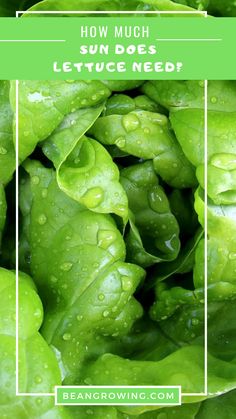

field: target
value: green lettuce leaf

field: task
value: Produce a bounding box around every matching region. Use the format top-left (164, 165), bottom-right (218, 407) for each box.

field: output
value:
top-left (0, 185), bottom-right (6, 250)
top-left (120, 161), bottom-right (180, 267)
top-left (42, 104), bottom-right (128, 220)
top-left (80, 345), bottom-right (236, 410)
top-left (0, 267), bottom-right (70, 418)
top-left (89, 110), bottom-right (197, 188)
top-left (196, 389), bottom-right (236, 418)
top-left (194, 187), bottom-right (236, 288)
top-left (19, 161), bottom-right (145, 384)
top-left (24, 0), bottom-right (201, 16)
top-left (142, 80), bottom-right (236, 204)
top-left (12, 80), bottom-right (111, 163)
top-left (0, 81), bottom-right (15, 185)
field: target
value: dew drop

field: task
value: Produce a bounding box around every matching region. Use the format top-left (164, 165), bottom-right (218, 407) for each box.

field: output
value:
top-left (115, 136), bottom-right (126, 149)
top-left (93, 262), bottom-right (99, 268)
top-left (82, 187), bottom-right (104, 208)
top-left (36, 398), bottom-right (42, 405)
top-left (121, 276), bottom-right (132, 291)
top-left (211, 153), bottom-right (236, 171)
top-left (122, 113), bottom-right (140, 133)
top-left (112, 306), bottom-right (118, 313)
top-left (98, 229), bottom-right (116, 249)
top-left (41, 188), bottom-right (48, 198)
top-left (0, 147), bottom-right (7, 155)
top-left (102, 310), bottom-right (109, 318)
top-left (60, 262), bottom-right (73, 272)
top-left (34, 375), bottom-right (42, 384)
top-left (115, 205), bottom-right (127, 217)
top-left (34, 308), bottom-right (41, 318)
top-left (148, 187), bottom-right (168, 213)
top-left (62, 333), bottom-right (71, 341)
top-left (210, 96), bottom-right (218, 104)
top-left (50, 275), bottom-right (58, 283)
top-left (98, 293), bottom-right (105, 301)
top-left (37, 214), bottom-right (47, 225)
top-left (157, 412), bottom-right (168, 419)
top-left (31, 176), bottom-right (40, 185)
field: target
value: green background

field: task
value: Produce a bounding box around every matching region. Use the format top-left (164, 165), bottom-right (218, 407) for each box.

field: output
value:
top-left (0, 17), bottom-right (235, 79)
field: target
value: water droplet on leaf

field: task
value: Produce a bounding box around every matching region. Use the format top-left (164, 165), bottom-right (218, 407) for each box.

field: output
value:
top-left (82, 187), bottom-right (104, 208)
top-left (121, 276), bottom-right (132, 291)
top-left (0, 147), bottom-right (7, 155)
top-left (37, 214), bottom-right (47, 225)
top-left (31, 176), bottom-right (40, 185)
top-left (98, 229), bottom-right (116, 249)
top-left (115, 136), bottom-right (126, 149)
top-left (122, 113), bottom-right (140, 132)
top-left (62, 333), bottom-right (71, 341)
top-left (60, 262), bottom-right (73, 272)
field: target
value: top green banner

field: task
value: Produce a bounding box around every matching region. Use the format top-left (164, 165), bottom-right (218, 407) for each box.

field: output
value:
top-left (0, 17), bottom-right (236, 79)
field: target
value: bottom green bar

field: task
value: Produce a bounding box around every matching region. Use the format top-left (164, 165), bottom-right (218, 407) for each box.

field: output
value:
top-left (55, 386), bottom-right (181, 406)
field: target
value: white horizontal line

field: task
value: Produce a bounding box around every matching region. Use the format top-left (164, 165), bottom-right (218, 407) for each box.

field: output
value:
top-left (56, 403), bottom-right (181, 406)
top-left (182, 392), bottom-right (208, 396)
top-left (16, 10), bottom-right (207, 15)
top-left (0, 39), bottom-right (65, 42)
top-left (16, 392), bottom-right (55, 396)
top-left (55, 385), bottom-right (181, 390)
top-left (156, 38), bottom-right (222, 41)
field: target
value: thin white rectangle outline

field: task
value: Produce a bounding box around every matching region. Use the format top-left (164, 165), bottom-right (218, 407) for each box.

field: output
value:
top-left (16, 10), bottom-right (208, 17)
top-left (54, 385), bottom-right (181, 406)
top-left (155, 38), bottom-right (221, 41)
top-left (15, 9), bottom-right (208, 401)
top-left (0, 39), bottom-right (65, 42)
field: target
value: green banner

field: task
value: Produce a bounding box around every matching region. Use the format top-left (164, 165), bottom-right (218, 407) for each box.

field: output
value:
top-left (0, 17), bottom-right (235, 79)
top-left (55, 386), bottom-right (181, 405)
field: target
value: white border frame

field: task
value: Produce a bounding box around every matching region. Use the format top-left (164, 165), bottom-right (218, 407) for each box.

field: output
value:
top-left (15, 9), bottom-right (208, 402)
top-left (16, 10), bottom-right (208, 17)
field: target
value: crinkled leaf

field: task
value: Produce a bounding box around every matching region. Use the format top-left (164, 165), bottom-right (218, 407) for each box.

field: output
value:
top-left (24, 0), bottom-right (198, 16)
top-left (0, 267), bottom-right (70, 418)
top-left (196, 389), bottom-right (236, 418)
top-left (20, 161), bottom-right (145, 384)
top-left (43, 104), bottom-right (128, 220)
top-left (169, 189), bottom-right (199, 238)
top-left (174, 0), bottom-right (236, 16)
top-left (194, 187), bottom-right (236, 288)
top-left (80, 345), bottom-right (236, 411)
top-left (0, 81), bottom-right (15, 185)
top-left (143, 81), bottom-right (236, 204)
top-left (90, 110), bottom-right (196, 188)
top-left (11, 80), bottom-right (111, 162)
top-left (0, 185), bottom-right (6, 250)
top-left (118, 402), bottom-right (201, 418)
top-left (145, 228), bottom-right (203, 290)
top-left (120, 161), bottom-right (180, 267)
top-left (104, 94), bottom-right (164, 116)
